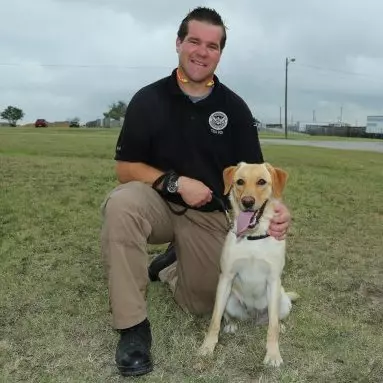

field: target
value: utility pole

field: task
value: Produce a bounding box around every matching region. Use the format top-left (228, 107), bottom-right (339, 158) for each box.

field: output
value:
top-left (284, 57), bottom-right (295, 139)
top-left (284, 58), bottom-right (288, 139)
top-left (313, 110), bottom-right (316, 122)
top-left (279, 106), bottom-right (282, 126)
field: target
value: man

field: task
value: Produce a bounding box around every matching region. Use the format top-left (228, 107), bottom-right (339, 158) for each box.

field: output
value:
top-left (101, 7), bottom-right (291, 377)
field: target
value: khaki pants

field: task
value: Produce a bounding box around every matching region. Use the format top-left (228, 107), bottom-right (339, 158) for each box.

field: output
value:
top-left (101, 181), bottom-right (229, 329)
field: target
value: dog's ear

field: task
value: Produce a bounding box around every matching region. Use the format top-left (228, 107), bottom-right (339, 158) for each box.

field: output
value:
top-left (223, 166), bottom-right (237, 195)
top-left (265, 163), bottom-right (288, 199)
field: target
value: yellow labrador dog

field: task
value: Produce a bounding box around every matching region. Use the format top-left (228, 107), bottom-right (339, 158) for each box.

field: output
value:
top-left (199, 162), bottom-right (298, 367)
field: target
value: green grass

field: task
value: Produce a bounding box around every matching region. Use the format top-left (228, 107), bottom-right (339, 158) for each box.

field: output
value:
top-left (1, 128), bottom-right (382, 382)
top-left (3, 125), bottom-right (381, 142)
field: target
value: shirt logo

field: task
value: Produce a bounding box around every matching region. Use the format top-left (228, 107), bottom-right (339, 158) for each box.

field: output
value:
top-left (209, 111), bottom-right (228, 134)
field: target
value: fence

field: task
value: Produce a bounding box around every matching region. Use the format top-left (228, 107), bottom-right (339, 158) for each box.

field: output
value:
top-left (257, 123), bottom-right (380, 139)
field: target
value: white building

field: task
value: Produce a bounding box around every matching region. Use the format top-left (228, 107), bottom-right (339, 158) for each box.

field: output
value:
top-left (366, 116), bottom-right (383, 134)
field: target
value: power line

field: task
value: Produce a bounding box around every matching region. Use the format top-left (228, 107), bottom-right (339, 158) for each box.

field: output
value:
top-left (295, 62), bottom-right (382, 80)
top-left (1, 60), bottom-right (383, 82)
top-left (0, 62), bottom-right (171, 69)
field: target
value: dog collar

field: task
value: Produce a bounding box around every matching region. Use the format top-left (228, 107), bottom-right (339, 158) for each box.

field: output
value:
top-left (246, 234), bottom-right (270, 241)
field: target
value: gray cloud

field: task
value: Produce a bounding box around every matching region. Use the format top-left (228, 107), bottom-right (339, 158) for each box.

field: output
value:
top-left (1, 0), bottom-right (382, 125)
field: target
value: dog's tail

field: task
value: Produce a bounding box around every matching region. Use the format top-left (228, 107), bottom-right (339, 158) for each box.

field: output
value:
top-left (286, 291), bottom-right (300, 302)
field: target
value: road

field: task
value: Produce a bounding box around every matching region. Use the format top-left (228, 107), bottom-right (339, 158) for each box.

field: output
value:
top-left (260, 139), bottom-right (383, 153)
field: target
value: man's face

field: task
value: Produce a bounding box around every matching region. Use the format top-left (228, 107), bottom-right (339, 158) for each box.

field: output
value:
top-left (176, 20), bottom-right (223, 84)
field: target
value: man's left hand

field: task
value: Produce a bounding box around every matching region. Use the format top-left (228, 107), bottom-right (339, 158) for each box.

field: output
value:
top-left (268, 202), bottom-right (291, 241)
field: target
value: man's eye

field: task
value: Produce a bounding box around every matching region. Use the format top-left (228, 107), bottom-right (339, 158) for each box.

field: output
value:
top-left (257, 179), bottom-right (266, 185)
top-left (236, 179), bottom-right (245, 186)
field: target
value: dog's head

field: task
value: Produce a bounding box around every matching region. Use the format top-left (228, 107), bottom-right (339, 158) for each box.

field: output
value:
top-left (223, 162), bottom-right (288, 213)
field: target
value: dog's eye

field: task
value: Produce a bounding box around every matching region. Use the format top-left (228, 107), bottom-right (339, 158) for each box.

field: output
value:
top-left (236, 179), bottom-right (245, 186)
top-left (257, 179), bottom-right (266, 185)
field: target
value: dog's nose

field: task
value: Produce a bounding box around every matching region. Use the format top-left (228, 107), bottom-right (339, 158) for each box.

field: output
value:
top-left (241, 196), bottom-right (255, 209)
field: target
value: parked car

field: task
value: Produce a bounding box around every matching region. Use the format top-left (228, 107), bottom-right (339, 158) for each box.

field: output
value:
top-left (69, 120), bottom-right (80, 127)
top-left (35, 119), bottom-right (48, 128)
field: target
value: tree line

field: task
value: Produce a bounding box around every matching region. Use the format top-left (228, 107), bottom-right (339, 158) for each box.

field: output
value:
top-left (1, 101), bottom-right (128, 127)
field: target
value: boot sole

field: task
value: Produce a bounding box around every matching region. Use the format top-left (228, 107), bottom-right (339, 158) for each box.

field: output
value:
top-left (117, 362), bottom-right (153, 377)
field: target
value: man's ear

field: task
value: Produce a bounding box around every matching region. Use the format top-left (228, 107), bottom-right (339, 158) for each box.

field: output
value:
top-left (223, 166), bottom-right (237, 195)
top-left (265, 163), bottom-right (288, 199)
top-left (176, 37), bottom-right (181, 53)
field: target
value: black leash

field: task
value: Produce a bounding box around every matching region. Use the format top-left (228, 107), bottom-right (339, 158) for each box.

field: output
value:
top-left (211, 194), bottom-right (232, 228)
top-left (247, 199), bottom-right (269, 229)
top-left (152, 172), bottom-right (230, 220)
top-left (152, 173), bottom-right (270, 238)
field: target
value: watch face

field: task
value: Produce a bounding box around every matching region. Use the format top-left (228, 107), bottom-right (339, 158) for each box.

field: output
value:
top-left (167, 179), bottom-right (178, 193)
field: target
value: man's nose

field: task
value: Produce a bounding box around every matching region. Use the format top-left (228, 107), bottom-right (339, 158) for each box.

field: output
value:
top-left (196, 45), bottom-right (208, 57)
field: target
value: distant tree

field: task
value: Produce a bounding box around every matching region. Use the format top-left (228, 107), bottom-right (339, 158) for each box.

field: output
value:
top-left (1, 106), bottom-right (24, 126)
top-left (67, 116), bottom-right (80, 123)
top-left (103, 101), bottom-right (127, 120)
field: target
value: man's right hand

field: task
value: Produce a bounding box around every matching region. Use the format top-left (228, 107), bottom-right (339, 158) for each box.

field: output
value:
top-left (177, 176), bottom-right (212, 208)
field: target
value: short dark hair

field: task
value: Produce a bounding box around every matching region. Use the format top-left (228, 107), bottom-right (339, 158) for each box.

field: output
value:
top-left (177, 7), bottom-right (227, 51)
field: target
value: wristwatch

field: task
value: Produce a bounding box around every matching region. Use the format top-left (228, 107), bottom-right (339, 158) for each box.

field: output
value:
top-left (166, 172), bottom-right (179, 194)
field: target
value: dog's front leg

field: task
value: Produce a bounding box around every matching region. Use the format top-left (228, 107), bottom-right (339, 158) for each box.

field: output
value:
top-left (263, 277), bottom-right (283, 367)
top-left (198, 273), bottom-right (234, 356)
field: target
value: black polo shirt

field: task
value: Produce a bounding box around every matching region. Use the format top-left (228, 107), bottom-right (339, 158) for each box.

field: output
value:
top-left (115, 68), bottom-right (264, 212)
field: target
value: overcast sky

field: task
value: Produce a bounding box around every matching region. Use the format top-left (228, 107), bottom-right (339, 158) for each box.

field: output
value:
top-left (1, 0), bottom-right (382, 125)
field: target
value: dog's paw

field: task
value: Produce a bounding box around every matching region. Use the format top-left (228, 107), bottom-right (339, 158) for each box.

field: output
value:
top-left (263, 352), bottom-right (283, 367)
top-left (223, 323), bottom-right (238, 334)
top-left (198, 341), bottom-right (216, 356)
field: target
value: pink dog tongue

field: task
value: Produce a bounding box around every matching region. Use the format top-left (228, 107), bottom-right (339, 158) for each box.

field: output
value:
top-left (236, 211), bottom-right (255, 236)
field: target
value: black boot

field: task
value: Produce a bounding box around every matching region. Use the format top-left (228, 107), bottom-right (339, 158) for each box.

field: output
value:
top-left (148, 243), bottom-right (177, 282)
top-left (115, 318), bottom-right (153, 377)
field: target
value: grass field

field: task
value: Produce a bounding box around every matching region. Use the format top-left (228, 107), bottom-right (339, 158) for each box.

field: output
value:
top-left (1, 127), bottom-right (382, 382)
top-left (5, 125), bottom-right (383, 142)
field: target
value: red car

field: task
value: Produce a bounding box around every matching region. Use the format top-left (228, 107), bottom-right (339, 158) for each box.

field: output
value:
top-left (35, 119), bottom-right (48, 128)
